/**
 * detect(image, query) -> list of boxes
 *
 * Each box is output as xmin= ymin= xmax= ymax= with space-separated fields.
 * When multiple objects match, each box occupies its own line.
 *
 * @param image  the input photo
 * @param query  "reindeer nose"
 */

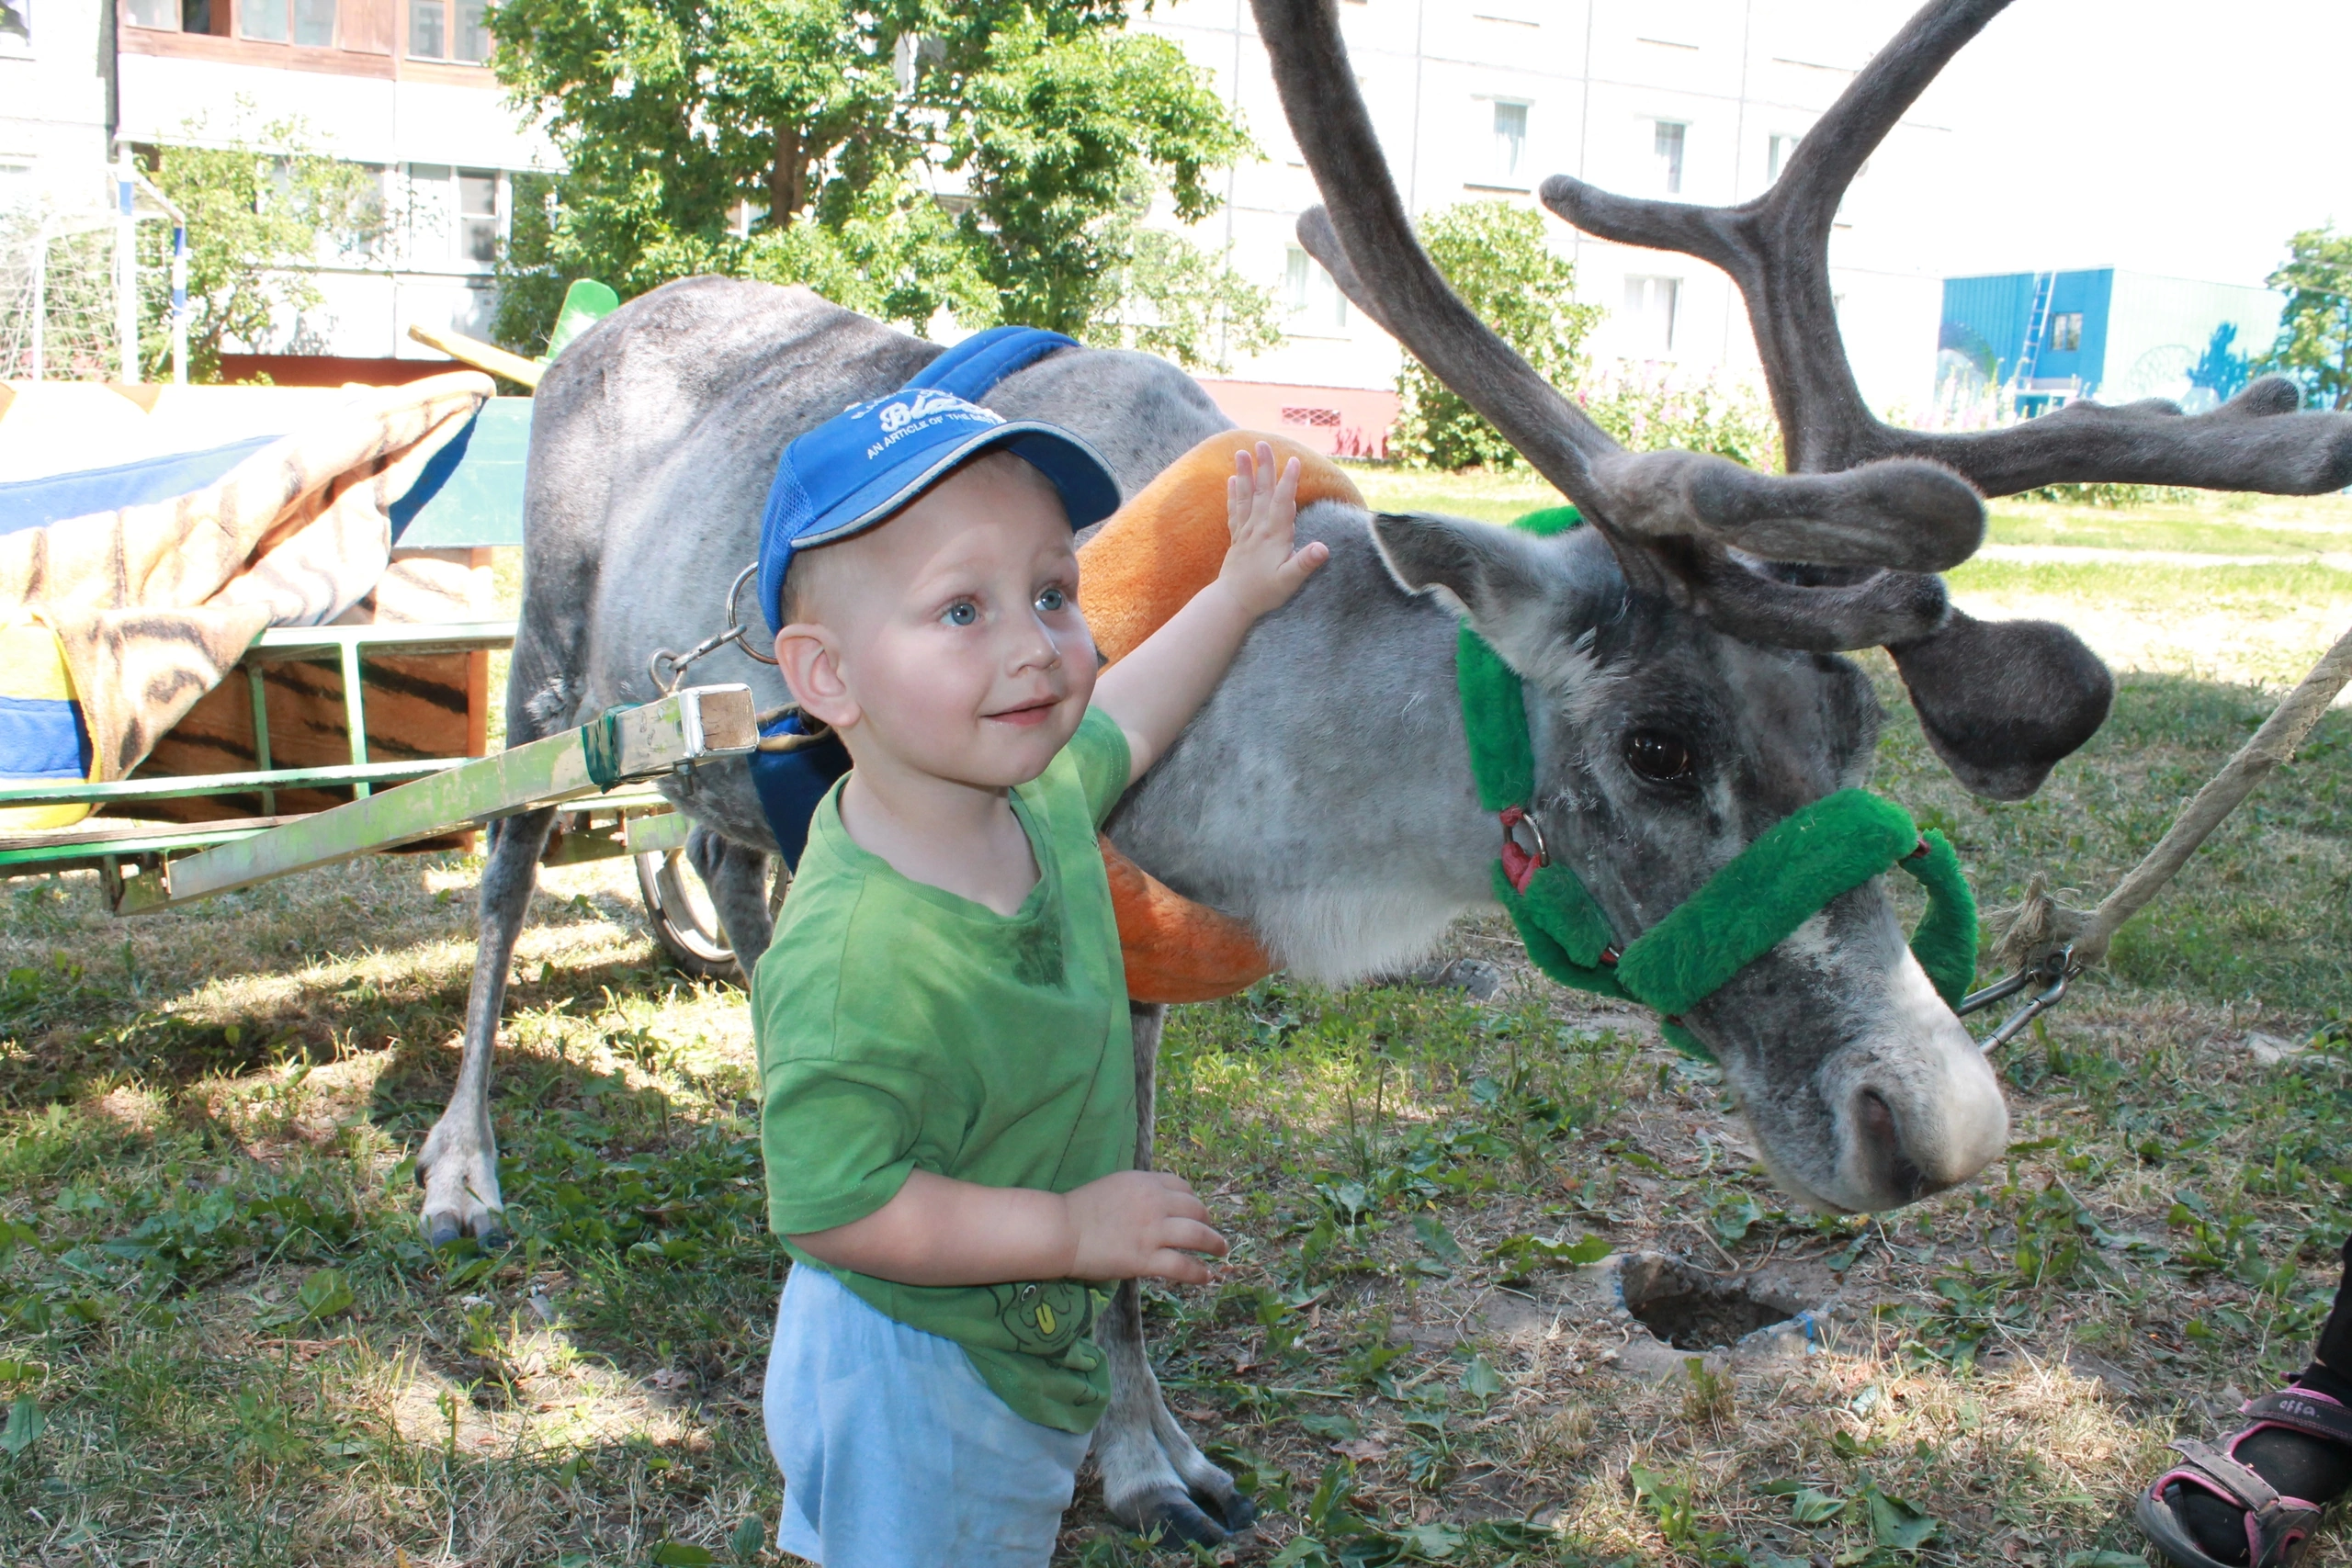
xmin=1853 ymin=1088 xmax=1941 ymax=1204
xmin=1815 ymin=998 xmax=2012 ymax=1213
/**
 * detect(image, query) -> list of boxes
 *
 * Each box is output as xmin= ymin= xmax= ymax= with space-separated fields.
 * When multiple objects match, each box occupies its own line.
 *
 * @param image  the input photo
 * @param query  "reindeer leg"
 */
xmin=684 ymin=824 xmax=776 ymax=974
xmin=1094 ymin=1002 xmax=1259 ymax=1544
xmin=416 ymin=806 xmax=554 ymax=1247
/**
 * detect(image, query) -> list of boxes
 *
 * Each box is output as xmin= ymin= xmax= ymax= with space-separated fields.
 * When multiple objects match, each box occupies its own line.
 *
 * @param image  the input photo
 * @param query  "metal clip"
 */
xmin=1958 ymin=943 xmax=2074 ymax=1055
xmin=649 ymin=562 xmax=782 ymax=694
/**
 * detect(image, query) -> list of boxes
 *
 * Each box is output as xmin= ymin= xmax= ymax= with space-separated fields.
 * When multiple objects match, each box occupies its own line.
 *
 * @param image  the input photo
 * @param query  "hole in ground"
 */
xmin=1619 ymin=1254 xmax=1808 ymax=1350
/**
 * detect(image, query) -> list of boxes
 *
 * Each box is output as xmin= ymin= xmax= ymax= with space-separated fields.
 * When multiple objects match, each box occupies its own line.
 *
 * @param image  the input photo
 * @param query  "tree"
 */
xmin=488 ymin=0 xmax=1274 ymax=365
xmin=1084 ymin=228 xmax=1282 ymax=372
xmin=135 ymin=106 xmax=385 ymax=381
xmin=2262 ymin=225 xmax=2352 ymax=411
xmin=1390 ymin=201 xmax=1602 ymax=471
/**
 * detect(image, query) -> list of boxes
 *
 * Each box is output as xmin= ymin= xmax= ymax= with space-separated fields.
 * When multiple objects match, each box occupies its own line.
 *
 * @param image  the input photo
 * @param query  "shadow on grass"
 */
xmin=363 ymin=1024 xmax=776 ymax=1386
xmin=0 ymin=941 xmax=716 ymax=1112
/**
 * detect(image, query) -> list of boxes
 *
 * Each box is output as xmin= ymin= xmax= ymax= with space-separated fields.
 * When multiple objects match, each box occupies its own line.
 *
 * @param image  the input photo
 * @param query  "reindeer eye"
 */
xmin=1623 ymin=730 xmax=1696 ymax=784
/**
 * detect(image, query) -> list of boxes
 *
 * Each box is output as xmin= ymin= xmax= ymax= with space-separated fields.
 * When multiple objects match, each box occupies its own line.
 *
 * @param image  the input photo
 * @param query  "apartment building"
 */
xmin=108 ymin=0 xmax=559 ymax=380
xmin=1 ymin=0 xmax=115 ymax=209
xmin=1141 ymin=0 xmax=1957 ymax=447
xmin=16 ymin=0 xmax=1951 ymax=424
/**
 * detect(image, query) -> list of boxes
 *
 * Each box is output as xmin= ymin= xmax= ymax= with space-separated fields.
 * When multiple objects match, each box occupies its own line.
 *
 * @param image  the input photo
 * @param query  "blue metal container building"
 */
xmin=1939 ymin=268 xmax=2284 ymax=417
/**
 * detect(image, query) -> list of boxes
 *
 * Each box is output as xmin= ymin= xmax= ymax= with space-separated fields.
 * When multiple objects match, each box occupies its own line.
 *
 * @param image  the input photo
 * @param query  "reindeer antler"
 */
xmin=1251 ymin=0 xmax=1974 ymax=649
xmin=1251 ymin=0 xmax=2140 ymax=800
xmin=1542 ymin=0 xmax=2352 ymax=493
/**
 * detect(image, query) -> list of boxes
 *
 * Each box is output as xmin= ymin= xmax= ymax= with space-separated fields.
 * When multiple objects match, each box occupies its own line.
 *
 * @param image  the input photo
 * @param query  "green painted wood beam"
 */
xmin=0 ymin=760 xmax=462 ymax=809
xmin=114 ymin=686 xmax=755 ymax=913
xmin=242 ymin=620 xmax=516 ymax=663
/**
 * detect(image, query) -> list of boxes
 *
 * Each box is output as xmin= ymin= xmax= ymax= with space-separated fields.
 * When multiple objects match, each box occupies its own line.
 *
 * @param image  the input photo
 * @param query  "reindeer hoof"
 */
xmin=1207 ymin=1485 xmax=1260 ymax=1532
xmin=1127 ymin=1483 xmax=1257 ymax=1547
xmin=416 ymin=1117 xmax=507 ymax=1249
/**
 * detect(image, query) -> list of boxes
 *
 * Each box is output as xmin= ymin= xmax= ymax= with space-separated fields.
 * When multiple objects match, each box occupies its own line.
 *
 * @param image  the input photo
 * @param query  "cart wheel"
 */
xmin=635 ymin=848 xmax=741 ymax=984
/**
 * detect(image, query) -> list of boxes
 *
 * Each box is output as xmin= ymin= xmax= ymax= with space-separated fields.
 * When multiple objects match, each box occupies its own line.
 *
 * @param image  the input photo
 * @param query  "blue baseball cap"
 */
xmin=758 ymin=389 xmax=1122 ymax=633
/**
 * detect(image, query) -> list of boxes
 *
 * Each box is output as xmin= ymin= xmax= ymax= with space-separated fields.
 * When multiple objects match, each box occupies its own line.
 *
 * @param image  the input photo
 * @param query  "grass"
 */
xmin=6 ymin=483 xmax=2352 ymax=1565
xmin=1983 ymin=493 xmax=2352 ymax=557
xmin=1946 ymin=558 xmax=2352 ymax=691
xmin=1348 ymin=463 xmax=1569 ymax=526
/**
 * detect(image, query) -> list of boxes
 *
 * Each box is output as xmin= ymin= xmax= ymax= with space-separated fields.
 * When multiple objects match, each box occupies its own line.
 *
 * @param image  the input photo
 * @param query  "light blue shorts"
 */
xmin=763 ymin=1262 xmax=1092 ymax=1568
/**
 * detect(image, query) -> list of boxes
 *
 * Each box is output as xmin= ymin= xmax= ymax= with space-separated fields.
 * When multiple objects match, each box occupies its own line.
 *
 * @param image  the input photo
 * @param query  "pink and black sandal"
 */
xmin=2137 ymin=1384 xmax=2352 ymax=1568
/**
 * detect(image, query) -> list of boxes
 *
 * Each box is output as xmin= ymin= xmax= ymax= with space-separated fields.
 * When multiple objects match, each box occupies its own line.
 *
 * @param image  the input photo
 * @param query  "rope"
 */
xmin=1995 ymin=614 xmax=2352 ymax=976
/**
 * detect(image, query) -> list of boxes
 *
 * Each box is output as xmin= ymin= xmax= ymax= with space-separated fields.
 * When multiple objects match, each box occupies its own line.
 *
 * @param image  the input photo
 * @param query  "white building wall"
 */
xmin=1139 ymin=0 xmax=1951 ymax=419
xmin=0 ymin=0 xmax=116 ymax=213
xmin=112 ymin=39 xmax=560 ymax=362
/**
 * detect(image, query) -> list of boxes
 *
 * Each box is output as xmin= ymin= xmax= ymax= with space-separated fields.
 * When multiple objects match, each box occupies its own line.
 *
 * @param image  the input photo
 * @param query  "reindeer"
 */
xmin=409 ymin=0 xmax=2352 ymax=1542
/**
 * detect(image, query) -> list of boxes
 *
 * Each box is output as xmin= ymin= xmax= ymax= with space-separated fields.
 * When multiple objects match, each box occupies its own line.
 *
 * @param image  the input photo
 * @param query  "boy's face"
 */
xmin=775 ymin=454 xmax=1097 ymax=792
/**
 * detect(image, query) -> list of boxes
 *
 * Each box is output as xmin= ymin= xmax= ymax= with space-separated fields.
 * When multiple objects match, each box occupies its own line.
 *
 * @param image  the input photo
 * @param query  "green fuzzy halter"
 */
xmin=1457 ymin=507 xmax=1980 ymax=1061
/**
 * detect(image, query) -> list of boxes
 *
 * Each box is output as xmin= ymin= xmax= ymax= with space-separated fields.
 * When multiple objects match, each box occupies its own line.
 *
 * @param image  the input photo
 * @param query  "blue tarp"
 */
xmin=0 ymin=434 xmax=285 ymax=537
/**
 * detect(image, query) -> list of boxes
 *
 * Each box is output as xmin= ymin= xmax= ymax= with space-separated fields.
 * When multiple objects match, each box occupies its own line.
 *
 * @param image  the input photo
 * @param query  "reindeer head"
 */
xmin=1251 ymin=0 xmax=2352 ymax=1211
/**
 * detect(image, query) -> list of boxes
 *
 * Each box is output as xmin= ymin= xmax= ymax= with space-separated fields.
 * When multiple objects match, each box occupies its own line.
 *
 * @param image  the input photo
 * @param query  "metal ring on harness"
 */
xmin=1500 ymin=804 xmax=1549 ymax=874
xmin=727 ymin=564 xmax=781 ymax=665
xmin=1957 ymin=943 xmax=2074 ymax=1055
xmin=648 ymin=562 xmax=781 ymax=694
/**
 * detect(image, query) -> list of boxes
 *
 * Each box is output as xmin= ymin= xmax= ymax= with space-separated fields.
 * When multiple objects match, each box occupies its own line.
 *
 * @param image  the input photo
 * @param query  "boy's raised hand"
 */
xmin=1064 ymin=1169 xmax=1228 ymax=1285
xmin=1092 ymin=438 xmax=1335 ymax=785
xmin=1217 ymin=441 xmax=1330 ymax=618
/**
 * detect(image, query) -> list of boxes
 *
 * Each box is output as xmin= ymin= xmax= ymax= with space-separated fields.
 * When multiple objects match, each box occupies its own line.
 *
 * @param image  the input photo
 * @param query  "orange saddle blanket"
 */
xmin=1078 ymin=431 xmax=1363 ymax=1004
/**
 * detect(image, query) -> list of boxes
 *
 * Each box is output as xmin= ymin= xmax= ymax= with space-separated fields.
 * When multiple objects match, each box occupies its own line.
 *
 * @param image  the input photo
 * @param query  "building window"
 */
xmin=1767 ymin=132 xmax=1800 ymax=184
xmin=406 ymin=163 xmax=451 ymax=262
xmin=457 ymin=0 xmax=490 ymax=59
xmin=458 ymin=170 xmax=500 ymax=262
xmin=1624 ymin=275 xmax=1680 ymax=355
xmin=240 ymin=0 xmax=328 ymax=41
xmin=240 ymin=0 xmax=334 ymax=42
xmin=1654 ymin=120 xmax=1686 ymax=196
xmin=409 ymin=0 xmax=489 ymax=61
xmin=335 ymin=164 xmax=391 ymax=261
xmin=1491 ymin=101 xmax=1529 ymax=186
xmin=1285 ymin=246 xmax=1349 ymax=334
xmin=405 ymin=164 xmax=507 ymax=269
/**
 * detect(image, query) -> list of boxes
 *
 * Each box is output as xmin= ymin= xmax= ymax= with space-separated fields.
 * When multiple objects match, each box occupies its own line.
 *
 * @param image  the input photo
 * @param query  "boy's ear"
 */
xmin=775 ymin=625 xmax=858 ymax=731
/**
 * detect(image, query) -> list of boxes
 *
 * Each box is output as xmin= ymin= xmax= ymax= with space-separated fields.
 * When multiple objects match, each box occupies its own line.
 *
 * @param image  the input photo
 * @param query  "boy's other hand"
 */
xmin=1064 ymin=1169 xmax=1228 ymax=1285
xmin=1217 ymin=441 xmax=1329 ymax=619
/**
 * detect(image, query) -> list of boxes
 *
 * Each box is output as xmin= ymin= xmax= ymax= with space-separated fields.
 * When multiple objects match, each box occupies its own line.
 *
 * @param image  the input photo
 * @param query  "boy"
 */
xmin=753 ymin=387 xmax=1327 ymax=1567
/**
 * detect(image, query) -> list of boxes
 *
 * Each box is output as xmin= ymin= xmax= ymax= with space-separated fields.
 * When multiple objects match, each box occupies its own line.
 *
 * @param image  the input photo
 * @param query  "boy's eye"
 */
xmin=944 ymin=600 xmax=978 ymax=627
xmin=1036 ymin=586 xmax=1069 ymax=614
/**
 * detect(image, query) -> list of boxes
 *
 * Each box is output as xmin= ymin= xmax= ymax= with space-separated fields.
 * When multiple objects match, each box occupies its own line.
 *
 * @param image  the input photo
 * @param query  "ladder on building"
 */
xmin=2011 ymin=270 xmax=2057 ymax=389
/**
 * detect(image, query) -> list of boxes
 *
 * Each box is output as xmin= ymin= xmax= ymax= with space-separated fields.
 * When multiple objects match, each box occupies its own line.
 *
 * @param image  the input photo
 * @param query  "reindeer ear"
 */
xmin=1371 ymin=512 xmax=1601 ymax=681
xmin=1887 ymin=612 xmax=2113 ymax=800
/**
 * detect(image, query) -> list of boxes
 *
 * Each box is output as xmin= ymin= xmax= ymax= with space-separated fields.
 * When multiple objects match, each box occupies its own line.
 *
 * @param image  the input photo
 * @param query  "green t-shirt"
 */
xmin=751 ymin=705 xmax=1137 ymax=1435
